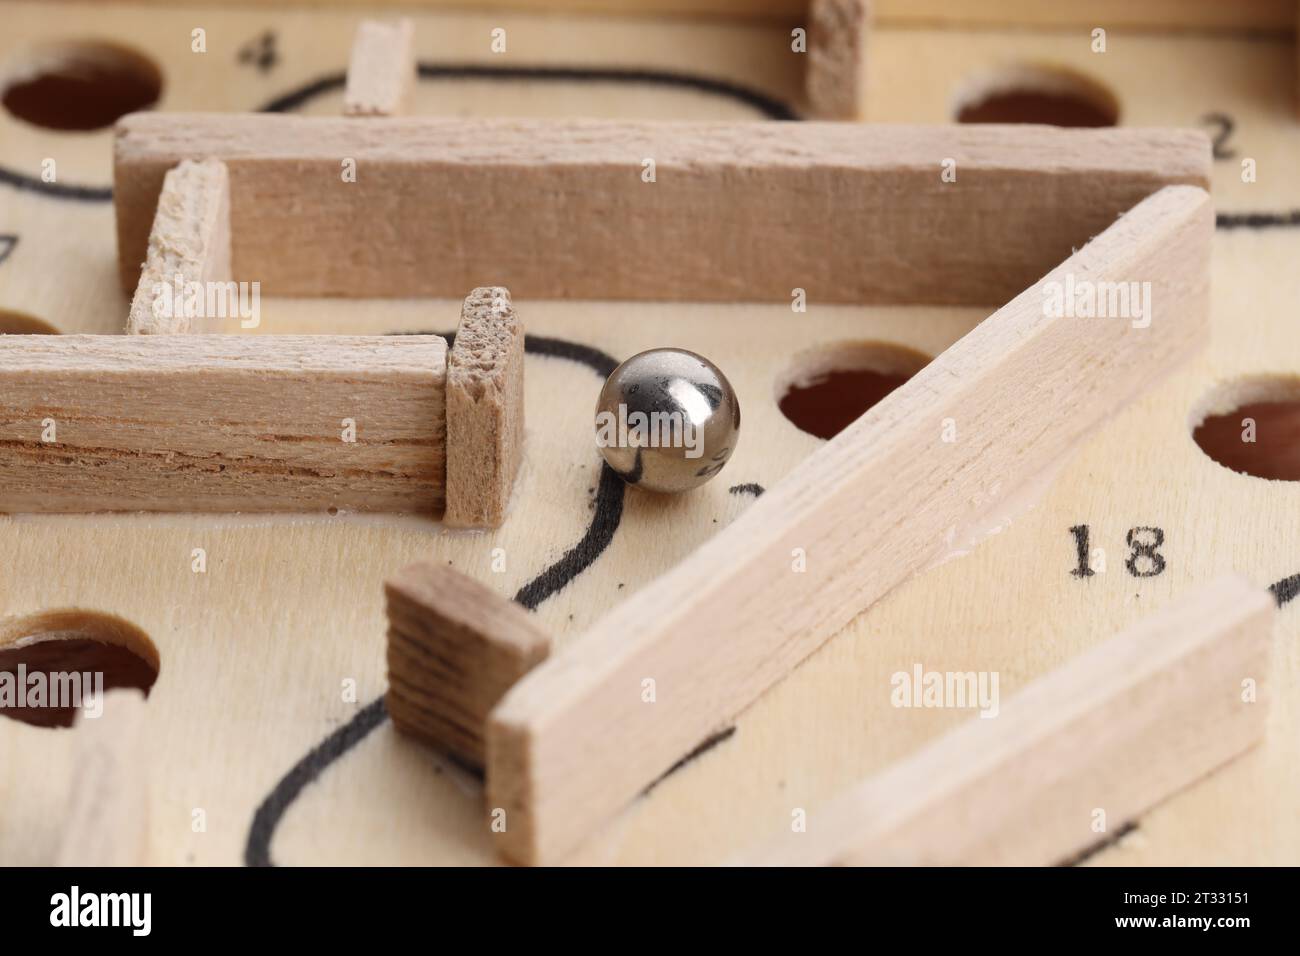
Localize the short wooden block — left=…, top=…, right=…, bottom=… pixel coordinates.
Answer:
left=751, top=575, right=1274, bottom=866
left=485, top=184, right=1215, bottom=864
left=444, top=287, right=526, bottom=529
left=386, top=562, right=551, bottom=769
left=0, top=335, right=447, bottom=513
left=807, top=0, right=869, bottom=119
left=344, top=19, right=415, bottom=117
left=114, top=116, right=1209, bottom=302
left=126, top=159, right=232, bottom=334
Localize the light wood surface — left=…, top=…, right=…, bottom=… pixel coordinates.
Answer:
left=58, top=0, right=1300, bottom=33
left=752, top=575, right=1274, bottom=866
left=2, top=0, right=1299, bottom=868
left=54, top=690, right=152, bottom=866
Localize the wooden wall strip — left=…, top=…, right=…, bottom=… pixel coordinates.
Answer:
left=0, top=335, right=447, bottom=513
left=63, top=0, right=1298, bottom=33
left=114, top=116, right=1209, bottom=303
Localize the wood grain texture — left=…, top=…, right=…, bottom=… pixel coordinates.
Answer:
left=114, top=116, right=1210, bottom=302
left=344, top=19, right=415, bottom=117
left=126, top=159, right=231, bottom=335
left=806, top=0, right=868, bottom=119
left=54, top=690, right=151, bottom=867
left=0, top=335, right=447, bottom=513
left=386, top=562, right=550, bottom=769
left=751, top=575, right=1274, bottom=866
left=444, top=287, right=525, bottom=529
left=486, top=184, right=1215, bottom=865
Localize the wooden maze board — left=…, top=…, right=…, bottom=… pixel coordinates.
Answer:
left=1, top=0, right=1299, bottom=866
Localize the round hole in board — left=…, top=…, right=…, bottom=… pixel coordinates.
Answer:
left=1, top=41, right=162, bottom=131
left=0, top=309, right=59, bottom=334
left=953, top=64, right=1119, bottom=128
left=1191, top=377, right=1300, bottom=481
left=776, top=342, right=933, bottom=440
left=0, top=609, right=160, bottom=729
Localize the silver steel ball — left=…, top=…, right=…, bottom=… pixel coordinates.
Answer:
left=595, top=348, right=740, bottom=494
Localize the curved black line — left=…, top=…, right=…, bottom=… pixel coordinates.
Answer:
left=245, top=697, right=388, bottom=867
left=1058, top=821, right=1138, bottom=867
left=515, top=462, right=626, bottom=610
left=0, top=166, right=112, bottom=202
left=256, top=71, right=347, bottom=113
left=415, top=63, right=797, bottom=120
left=1217, top=210, right=1300, bottom=230
left=245, top=331, right=624, bottom=866
left=265, top=64, right=798, bottom=121
left=0, top=234, right=16, bottom=267
left=1, top=61, right=794, bottom=201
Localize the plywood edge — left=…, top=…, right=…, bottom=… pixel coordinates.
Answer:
left=126, top=159, right=231, bottom=334
left=0, top=334, right=448, bottom=513
left=443, top=287, right=526, bottom=529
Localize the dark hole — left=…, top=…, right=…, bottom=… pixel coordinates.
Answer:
left=780, top=367, right=917, bottom=440
left=0, top=309, right=59, bottom=334
left=2, top=43, right=162, bottom=131
left=957, top=90, right=1116, bottom=127
left=1193, top=400, right=1300, bottom=481
left=0, top=613, right=159, bottom=729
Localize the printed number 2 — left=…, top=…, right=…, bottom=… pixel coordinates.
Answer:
left=1069, top=525, right=1166, bottom=578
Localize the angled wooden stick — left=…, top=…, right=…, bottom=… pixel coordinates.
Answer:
left=485, top=184, right=1215, bottom=864
left=749, top=575, right=1274, bottom=866
left=0, top=335, right=447, bottom=513
left=114, top=117, right=1208, bottom=300
left=344, top=19, right=415, bottom=117
left=126, top=159, right=231, bottom=334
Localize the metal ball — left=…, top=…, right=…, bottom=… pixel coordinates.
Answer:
left=595, top=348, right=740, bottom=494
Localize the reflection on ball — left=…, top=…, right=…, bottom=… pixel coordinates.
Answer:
left=594, top=348, right=740, bottom=494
